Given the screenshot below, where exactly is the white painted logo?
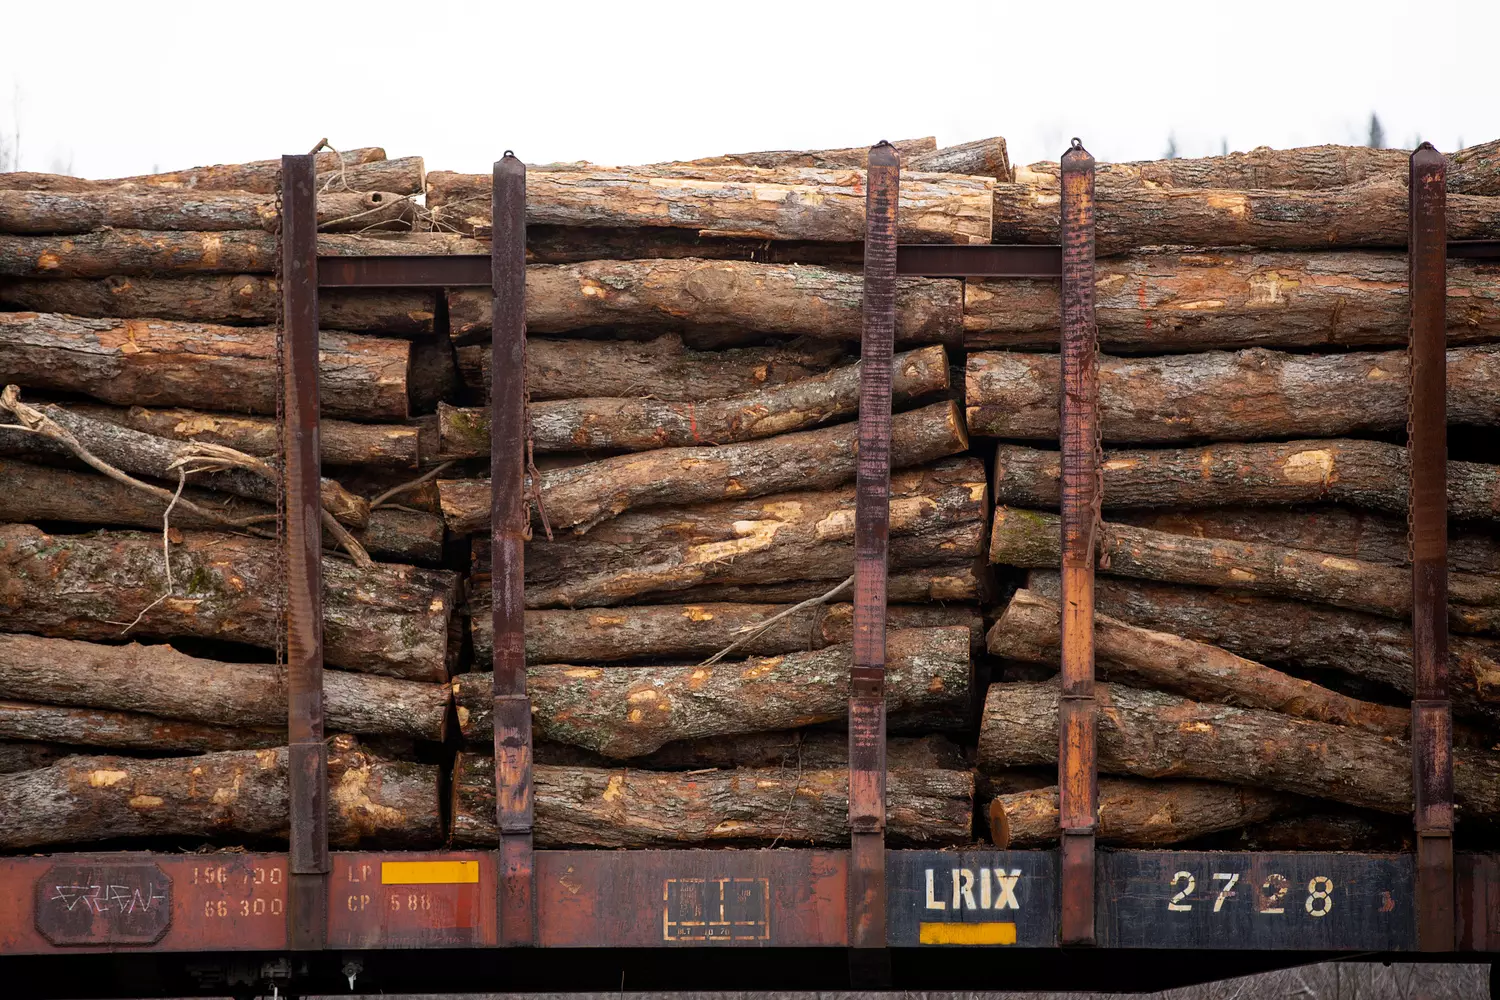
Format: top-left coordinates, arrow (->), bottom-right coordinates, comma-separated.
924,868 -> 1022,911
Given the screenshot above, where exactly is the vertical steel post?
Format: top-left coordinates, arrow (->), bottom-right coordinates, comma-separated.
1057,138 -> 1098,947
491,152 -> 536,947
281,153 -> 328,951
848,140 -> 898,978
1409,141 -> 1454,952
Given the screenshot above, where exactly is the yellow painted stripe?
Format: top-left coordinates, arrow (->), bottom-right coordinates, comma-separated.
381,860 -> 480,885
918,921 -> 1018,945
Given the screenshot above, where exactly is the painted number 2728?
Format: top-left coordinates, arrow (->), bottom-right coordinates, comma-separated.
1167,871 -> 1334,917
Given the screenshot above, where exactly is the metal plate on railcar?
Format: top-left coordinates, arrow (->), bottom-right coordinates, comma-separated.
1098,851 -> 1414,951
887,851 -> 1058,946
33,862 -> 172,946
327,854 -> 493,948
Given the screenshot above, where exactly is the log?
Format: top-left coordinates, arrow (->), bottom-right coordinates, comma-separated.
0,189 -> 416,235
987,589 -> 1412,737
0,313 -> 410,420
907,138 -> 1012,180
991,176 -> 1500,254
962,251 -> 1500,352
0,634 -> 449,741
1199,811 -> 1413,852
0,700 -> 280,753
452,626 -> 970,755
438,345 -> 950,457
990,508 -> 1500,632
0,275 -> 436,334
1026,571 -> 1500,716
535,731 -> 967,771
454,334 -> 847,400
451,759 -> 973,848
989,779 -> 1295,849
480,457 -> 986,607
0,735 -> 442,850
976,681 -> 1500,817
469,601 -> 983,666
989,440 -> 1500,522
68,403 -> 422,470
966,345 -> 1500,443
440,399 -> 969,533
358,508 -> 445,566
0,149 -> 419,194
425,164 -> 995,244
665,562 -> 990,606
0,741 -> 72,774
0,524 -> 456,681
1450,138 -> 1500,197
673,137 -> 936,170
445,259 -> 963,346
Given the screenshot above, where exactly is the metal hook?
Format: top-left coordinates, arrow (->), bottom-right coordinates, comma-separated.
1070,137 -> 1084,150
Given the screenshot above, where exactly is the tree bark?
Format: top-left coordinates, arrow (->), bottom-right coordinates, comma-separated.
0,740 -> 71,774
987,589 -> 1412,737
445,259 -> 963,346
672,137 -> 937,170
0,189 -> 416,235
1450,138 -> 1500,197
0,700 -> 280,753
469,601 -> 982,667
0,524 -> 456,681
666,561 -> 990,606
469,457 -> 986,607
425,164 -> 995,244
0,735 -> 442,850
439,345 -> 950,457
0,276 -> 436,334
0,312 -> 410,420
453,334 -> 847,401
440,400 -> 969,534
962,251 -> 1500,352
966,345 -> 1500,443
452,626 -> 970,755
534,731 -> 967,771
908,138 -> 1012,180
990,439 -> 1500,522
0,634 -> 449,741
991,177 -> 1500,254
977,681 -> 1500,817
0,149 -> 423,195
989,779 -> 1295,849
451,758 -> 973,848
358,508 -> 445,566
1026,571 -> 1500,717
990,508 -> 1500,632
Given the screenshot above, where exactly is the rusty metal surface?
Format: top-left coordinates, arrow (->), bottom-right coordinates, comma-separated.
328,853 -> 494,949
32,861 -> 172,947
491,152 -> 536,948
1057,138 -> 1099,947
896,243 -> 1062,277
280,153 -> 330,953
316,254 -> 491,287
1455,853 -> 1500,951
1408,142 -> 1454,953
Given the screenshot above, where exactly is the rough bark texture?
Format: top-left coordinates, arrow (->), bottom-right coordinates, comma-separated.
0,276 -> 436,334
987,589 -> 1411,737
1027,571 -> 1500,716
445,259 -> 963,346
962,251 -> 1500,352
0,700 -> 280,753
455,334 -> 847,400
907,138 -> 1012,180
453,626 -> 969,754
439,345 -> 950,456
989,508 -> 1500,631
357,508 -> 445,566
534,731 -> 967,771
0,189 -> 416,234
673,137 -> 936,170
0,634 -> 449,741
977,681 -> 1500,817
0,525 -> 456,681
989,779 -> 1294,849
442,400 -> 968,534
990,439 -> 1500,523
966,345 -> 1500,443
0,736 -> 442,850
991,177 -> 1500,254
452,759 -> 974,847
665,562 -> 990,606
1450,138 -> 1500,196
469,601 -> 983,666
426,164 -> 995,244
0,149 -> 420,195
478,457 -> 985,607
0,312 -> 410,420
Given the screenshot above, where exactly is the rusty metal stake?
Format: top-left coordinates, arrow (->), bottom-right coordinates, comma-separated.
1058,138 -> 1098,948
1409,142 -> 1454,953
491,152 -> 536,947
847,140 -> 898,982
281,153 -> 328,951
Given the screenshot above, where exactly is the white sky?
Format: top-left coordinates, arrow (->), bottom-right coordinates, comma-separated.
4,0 -> 1496,179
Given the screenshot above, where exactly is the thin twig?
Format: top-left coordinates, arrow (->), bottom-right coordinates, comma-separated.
370,461 -> 453,508
694,575 -> 854,668
321,509 -> 373,570
112,470 -> 187,634
768,735 -> 805,850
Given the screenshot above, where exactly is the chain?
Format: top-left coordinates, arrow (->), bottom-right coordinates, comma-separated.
273,167 -> 286,672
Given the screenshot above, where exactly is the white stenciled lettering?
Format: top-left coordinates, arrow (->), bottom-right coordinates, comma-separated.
924,869 -> 946,910
952,868 -> 977,911
980,867 -> 992,909
1211,873 -> 1240,913
1168,871 -> 1196,912
993,868 -> 1022,910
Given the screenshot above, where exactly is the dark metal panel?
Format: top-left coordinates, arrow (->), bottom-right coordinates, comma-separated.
33,861 -> 171,947
1455,853 -> 1500,952
326,853 -> 495,949
280,153 -> 329,952
1098,852 -> 1415,951
316,254 -> 491,288
886,850 -> 1058,947
535,850 -> 847,948
896,243 -> 1063,277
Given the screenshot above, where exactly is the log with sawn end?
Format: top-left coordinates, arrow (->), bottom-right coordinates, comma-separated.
0,189 -> 416,234
0,700 -> 281,753
907,137 -> 1012,180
